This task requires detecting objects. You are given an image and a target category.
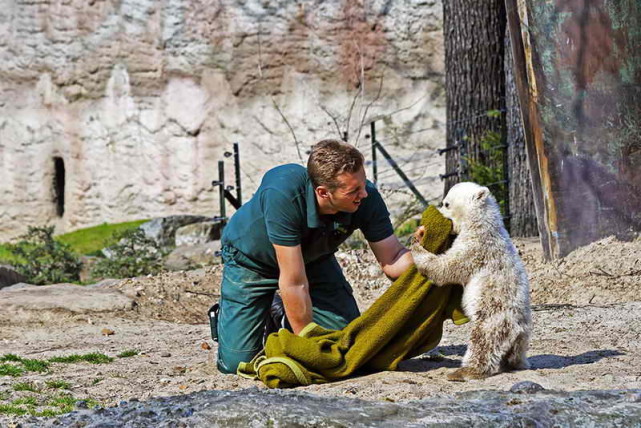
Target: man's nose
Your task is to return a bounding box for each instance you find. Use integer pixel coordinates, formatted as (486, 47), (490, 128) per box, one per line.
(359, 188), (368, 199)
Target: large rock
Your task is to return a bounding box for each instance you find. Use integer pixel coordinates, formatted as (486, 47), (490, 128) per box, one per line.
(0, 265), (26, 290)
(139, 215), (210, 248)
(175, 221), (222, 247)
(164, 241), (221, 271)
(24, 388), (641, 427)
(0, 283), (134, 320)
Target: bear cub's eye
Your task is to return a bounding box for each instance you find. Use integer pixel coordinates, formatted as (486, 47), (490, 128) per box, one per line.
(444, 202), (450, 208)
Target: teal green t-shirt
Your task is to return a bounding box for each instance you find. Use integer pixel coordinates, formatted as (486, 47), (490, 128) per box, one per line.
(221, 164), (393, 276)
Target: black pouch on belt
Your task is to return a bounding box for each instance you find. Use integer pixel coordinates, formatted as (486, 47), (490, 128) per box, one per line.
(208, 303), (220, 342)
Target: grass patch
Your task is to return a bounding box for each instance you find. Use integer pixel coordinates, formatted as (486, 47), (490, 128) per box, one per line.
(0, 354), (22, 362)
(0, 364), (24, 377)
(13, 382), (40, 392)
(56, 220), (149, 255)
(117, 349), (139, 358)
(19, 358), (49, 373)
(13, 396), (39, 406)
(46, 394), (76, 412)
(32, 408), (61, 417)
(45, 380), (70, 390)
(0, 404), (28, 416)
(91, 378), (103, 385)
(49, 353), (114, 365)
(0, 354), (49, 374)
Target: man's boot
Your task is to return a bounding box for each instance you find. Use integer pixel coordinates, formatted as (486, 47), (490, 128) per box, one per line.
(263, 293), (286, 344)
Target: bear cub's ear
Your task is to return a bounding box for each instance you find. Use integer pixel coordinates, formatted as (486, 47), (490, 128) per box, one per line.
(474, 187), (490, 201)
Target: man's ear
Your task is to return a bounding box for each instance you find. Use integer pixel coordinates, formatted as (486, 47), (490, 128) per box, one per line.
(316, 186), (331, 199)
(474, 187), (489, 201)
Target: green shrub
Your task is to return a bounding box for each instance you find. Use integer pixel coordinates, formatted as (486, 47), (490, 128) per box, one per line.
(5, 226), (82, 285)
(90, 229), (165, 279)
(465, 130), (508, 215)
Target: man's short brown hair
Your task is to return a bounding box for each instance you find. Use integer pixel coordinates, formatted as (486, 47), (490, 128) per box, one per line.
(307, 139), (365, 191)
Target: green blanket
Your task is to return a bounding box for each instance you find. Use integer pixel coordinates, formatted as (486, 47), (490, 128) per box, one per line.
(237, 205), (469, 388)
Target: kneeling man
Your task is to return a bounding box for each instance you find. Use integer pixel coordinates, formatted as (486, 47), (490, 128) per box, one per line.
(216, 139), (414, 373)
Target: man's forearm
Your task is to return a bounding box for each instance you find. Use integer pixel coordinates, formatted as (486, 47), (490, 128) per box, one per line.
(279, 282), (313, 334)
(382, 247), (413, 280)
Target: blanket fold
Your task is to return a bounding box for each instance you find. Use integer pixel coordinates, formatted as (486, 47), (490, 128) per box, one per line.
(237, 205), (468, 388)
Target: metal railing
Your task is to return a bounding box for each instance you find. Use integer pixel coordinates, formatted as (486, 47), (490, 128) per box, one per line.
(211, 142), (242, 228)
(369, 121), (428, 207)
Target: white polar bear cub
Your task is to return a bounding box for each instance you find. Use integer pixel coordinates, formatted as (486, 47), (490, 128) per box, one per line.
(411, 182), (531, 381)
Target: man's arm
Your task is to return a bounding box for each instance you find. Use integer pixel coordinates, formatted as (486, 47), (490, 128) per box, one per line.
(368, 234), (414, 280)
(273, 244), (312, 334)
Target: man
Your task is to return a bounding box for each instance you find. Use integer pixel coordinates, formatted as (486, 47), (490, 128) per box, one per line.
(215, 139), (415, 374)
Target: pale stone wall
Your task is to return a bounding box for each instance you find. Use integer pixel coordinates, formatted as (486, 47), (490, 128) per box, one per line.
(0, 0), (446, 241)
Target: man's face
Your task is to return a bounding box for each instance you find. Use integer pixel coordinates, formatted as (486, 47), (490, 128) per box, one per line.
(327, 167), (369, 213)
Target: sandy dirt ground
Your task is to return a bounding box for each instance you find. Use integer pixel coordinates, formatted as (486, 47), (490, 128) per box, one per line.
(1, 236), (640, 412)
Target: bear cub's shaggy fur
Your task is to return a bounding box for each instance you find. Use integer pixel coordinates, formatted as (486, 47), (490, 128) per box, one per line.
(411, 182), (531, 381)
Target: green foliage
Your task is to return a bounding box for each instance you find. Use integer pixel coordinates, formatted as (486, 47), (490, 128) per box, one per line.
(13, 396), (38, 406)
(394, 218), (420, 239)
(91, 229), (166, 279)
(0, 364), (24, 377)
(0, 354), (21, 362)
(5, 226), (82, 285)
(46, 394), (75, 412)
(0, 244), (19, 264)
(117, 349), (139, 358)
(13, 382), (40, 393)
(0, 404), (27, 416)
(56, 220), (149, 255)
(20, 358), (50, 373)
(1, 354), (49, 375)
(465, 130), (508, 215)
(45, 380), (70, 390)
(49, 353), (114, 365)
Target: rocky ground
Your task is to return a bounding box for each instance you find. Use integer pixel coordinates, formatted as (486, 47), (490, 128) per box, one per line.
(1, 236), (640, 425)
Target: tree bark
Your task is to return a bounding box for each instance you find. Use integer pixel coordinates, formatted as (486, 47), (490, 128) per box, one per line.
(442, 0), (507, 193)
(504, 32), (538, 237)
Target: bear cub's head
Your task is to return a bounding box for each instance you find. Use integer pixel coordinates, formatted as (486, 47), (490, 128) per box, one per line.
(439, 182), (501, 234)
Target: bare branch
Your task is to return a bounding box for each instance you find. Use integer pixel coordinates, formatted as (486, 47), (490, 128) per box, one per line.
(346, 41), (366, 143)
(257, 26), (304, 163)
(319, 105), (344, 139)
(345, 83), (362, 143)
(381, 94), (428, 118)
(354, 73), (384, 146)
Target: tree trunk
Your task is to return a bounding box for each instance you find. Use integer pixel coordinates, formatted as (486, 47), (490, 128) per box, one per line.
(504, 32), (538, 237)
(442, 0), (507, 193)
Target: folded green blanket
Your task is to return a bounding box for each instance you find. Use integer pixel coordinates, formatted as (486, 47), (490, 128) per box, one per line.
(237, 205), (469, 388)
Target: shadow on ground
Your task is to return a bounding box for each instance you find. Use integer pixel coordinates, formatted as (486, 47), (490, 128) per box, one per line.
(398, 346), (623, 373)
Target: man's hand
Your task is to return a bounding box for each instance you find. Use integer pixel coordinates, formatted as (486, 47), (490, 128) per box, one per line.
(273, 244), (312, 334)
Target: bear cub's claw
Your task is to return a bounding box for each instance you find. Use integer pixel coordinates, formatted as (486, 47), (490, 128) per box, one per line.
(447, 367), (487, 382)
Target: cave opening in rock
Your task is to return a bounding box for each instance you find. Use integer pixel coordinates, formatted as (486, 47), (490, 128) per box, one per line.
(53, 157), (65, 217)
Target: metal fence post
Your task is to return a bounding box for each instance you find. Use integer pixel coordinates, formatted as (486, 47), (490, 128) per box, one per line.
(233, 142), (242, 205)
(218, 160), (226, 227)
(370, 122), (378, 183)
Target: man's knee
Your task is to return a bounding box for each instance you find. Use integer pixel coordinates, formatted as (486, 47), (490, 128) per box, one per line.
(216, 345), (261, 374)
